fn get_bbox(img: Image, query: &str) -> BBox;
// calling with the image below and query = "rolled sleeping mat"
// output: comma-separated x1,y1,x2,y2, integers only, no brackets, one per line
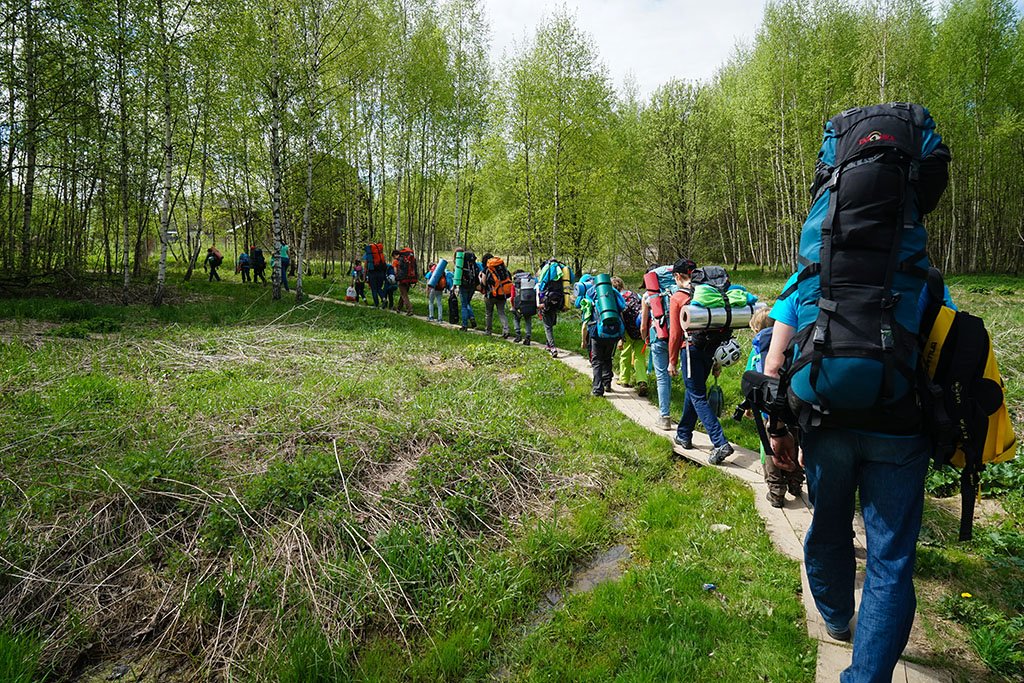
644,271,669,339
453,251,465,286
594,274,619,323
428,258,448,287
680,302,768,330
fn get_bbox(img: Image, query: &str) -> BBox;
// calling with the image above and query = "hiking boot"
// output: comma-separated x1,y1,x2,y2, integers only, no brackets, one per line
674,435,693,449
767,491,785,508
513,335,522,343
707,443,734,466
826,623,852,642
603,383,612,393
524,340,532,347
788,482,804,498
636,382,648,397
659,416,673,431
592,389,604,397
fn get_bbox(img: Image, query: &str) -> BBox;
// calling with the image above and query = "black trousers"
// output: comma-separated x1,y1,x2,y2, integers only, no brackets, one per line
590,336,617,394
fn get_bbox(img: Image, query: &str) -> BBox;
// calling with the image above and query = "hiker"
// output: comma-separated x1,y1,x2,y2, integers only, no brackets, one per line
383,260,397,309
669,259,733,465
252,247,267,284
537,258,571,358
612,276,647,396
364,244,387,307
640,264,681,431
511,269,538,344
237,250,251,282
351,260,367,303
455,248,479,331
204,247,222,282
582,274,626,396
279,242,290,291
425,261,449,322
745,306,803,507
764,103,951,681
392,247,417,316
481,253,512,337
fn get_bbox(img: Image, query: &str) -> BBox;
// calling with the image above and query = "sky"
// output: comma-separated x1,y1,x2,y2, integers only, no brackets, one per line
485,0,769,98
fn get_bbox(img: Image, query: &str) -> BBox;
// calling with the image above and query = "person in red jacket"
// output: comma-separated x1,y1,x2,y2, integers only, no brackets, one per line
392,248,418,316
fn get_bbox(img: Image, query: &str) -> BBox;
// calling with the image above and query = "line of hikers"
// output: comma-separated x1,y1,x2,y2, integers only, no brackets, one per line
206,244,294,289
346,243,801,506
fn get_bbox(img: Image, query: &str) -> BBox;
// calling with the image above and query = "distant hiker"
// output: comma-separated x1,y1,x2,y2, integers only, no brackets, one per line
351,260,367,303
279,242,290,292
669,259,733,464
582,274,626,396
640,264,678,430
393,247,418,316
455,248,479,331
237,251,251,283
426,261,450,322
205,247,222,282
745,306,803,507
511,269,538,345
383,261,397,310
481,253,512,337
252,247,267,284
537,258,571,358
363,243,387,307
612,276,647,397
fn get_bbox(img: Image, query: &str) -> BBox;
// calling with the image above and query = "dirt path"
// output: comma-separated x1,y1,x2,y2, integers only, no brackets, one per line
310,294,950,683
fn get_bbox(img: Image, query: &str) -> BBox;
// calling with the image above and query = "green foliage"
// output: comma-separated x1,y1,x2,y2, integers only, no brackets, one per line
0,629,41,683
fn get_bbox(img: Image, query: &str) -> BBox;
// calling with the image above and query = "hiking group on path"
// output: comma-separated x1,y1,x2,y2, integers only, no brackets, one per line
192,102,1017,683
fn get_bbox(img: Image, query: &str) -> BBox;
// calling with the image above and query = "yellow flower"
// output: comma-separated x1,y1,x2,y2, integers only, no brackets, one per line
961,592,972,598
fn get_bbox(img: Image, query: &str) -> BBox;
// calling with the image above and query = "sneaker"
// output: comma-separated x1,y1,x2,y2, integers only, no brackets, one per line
659,416,673,431
707,443,734,466
502,332,510,339
826,623,852,642
469,319,477,329
603,383,612,393
513,335,522,344
636,382,648,397
548,346,558,359
621,382,634,389
767,491,785,508
673,435,693,449
524,340,532,347
459,325,468,332
592,389,604,397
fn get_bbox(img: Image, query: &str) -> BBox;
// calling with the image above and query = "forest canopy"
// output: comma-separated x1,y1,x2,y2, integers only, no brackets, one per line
2,0,1023,300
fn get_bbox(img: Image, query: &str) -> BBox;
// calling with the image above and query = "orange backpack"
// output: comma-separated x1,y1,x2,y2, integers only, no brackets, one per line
486,257,513,298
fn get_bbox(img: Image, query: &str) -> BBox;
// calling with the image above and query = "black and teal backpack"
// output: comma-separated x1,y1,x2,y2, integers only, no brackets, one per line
784,102,950,433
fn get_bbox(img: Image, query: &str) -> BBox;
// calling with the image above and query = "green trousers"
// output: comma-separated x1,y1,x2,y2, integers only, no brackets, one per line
618,336,648,386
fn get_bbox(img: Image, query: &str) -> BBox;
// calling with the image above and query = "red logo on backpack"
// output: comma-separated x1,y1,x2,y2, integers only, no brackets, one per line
858,131,896,146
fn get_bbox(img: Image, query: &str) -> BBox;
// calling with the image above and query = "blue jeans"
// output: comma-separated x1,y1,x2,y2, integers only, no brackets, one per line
460,286,476,326
368,273,385,306
802,429,930,683
676,345,726,447
648,338,671,418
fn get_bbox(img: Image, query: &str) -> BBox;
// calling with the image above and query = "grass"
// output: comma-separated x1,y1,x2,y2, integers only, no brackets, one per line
0,273,813,681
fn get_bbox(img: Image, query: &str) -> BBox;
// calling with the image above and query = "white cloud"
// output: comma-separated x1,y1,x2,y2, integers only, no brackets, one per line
484,0,768,98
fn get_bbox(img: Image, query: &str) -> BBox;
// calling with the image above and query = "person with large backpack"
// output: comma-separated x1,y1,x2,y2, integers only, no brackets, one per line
351,259,367,303
640,262,686,430
537,258,571,358
392,247,418,316
364,243,387,307
425,260,449,322
480,253,512,337
252,246,267,284
612,276,647,396
454,248,479,331
205,247,222,282
510,269,538,344
668,260,734,464
279,242,290,292
237,250,251,283
582,274,626,396
763,103,951,679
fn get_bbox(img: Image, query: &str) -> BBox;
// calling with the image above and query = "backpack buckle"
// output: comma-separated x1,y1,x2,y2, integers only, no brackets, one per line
813,324,827,345
881,324,894,351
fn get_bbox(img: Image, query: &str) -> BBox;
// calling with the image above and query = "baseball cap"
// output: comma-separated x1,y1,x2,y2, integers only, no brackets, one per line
672,258,697,275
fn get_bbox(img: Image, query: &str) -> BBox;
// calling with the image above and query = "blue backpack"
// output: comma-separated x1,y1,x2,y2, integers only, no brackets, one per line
784,102,950,433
